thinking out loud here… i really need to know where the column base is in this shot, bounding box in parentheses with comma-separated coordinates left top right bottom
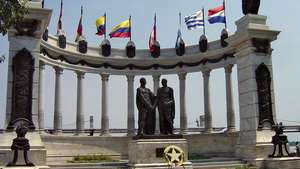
(204, 128, 213, 133)
(100, 131, 111, 136)
(52, 130, 63, 135)
(180, 129, 188, 135)
(127, 130, 135, 137)
(74, 131, 85, 136)
(226, 127, 236, 133)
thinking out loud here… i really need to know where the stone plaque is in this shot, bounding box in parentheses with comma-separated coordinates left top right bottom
(256, 63, 275, 129)
(7, 49, 35, 130)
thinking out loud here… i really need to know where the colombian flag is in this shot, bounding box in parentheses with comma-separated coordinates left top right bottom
(96, 14, 106, 36)
(109, 19, 131, 38)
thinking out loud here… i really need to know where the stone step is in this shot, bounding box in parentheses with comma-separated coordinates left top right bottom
(192, 160, 247, 169)
(0, 166, 50, 169)
(49, 162, 128, 169)
(49, 159, 246, 169)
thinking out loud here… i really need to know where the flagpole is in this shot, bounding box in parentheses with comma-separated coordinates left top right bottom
(223, 0, 228, 30)
(104, 12, 107, 39)
(154, 13, 156, 41)
(179, 12, 181, 30)
(202, 7, 206, 35)
(129, 15, 132, 41)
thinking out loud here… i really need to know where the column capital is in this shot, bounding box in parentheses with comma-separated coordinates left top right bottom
(202, 69, 211, 78)
(178, 72, 187, 80)
(100, 73, 110, 81)
(76, 71, 85, 79)
(152, 74, 161, 80)
(53, 66, 63, 75)
(126, 74, 135, 82)
(39, 61, 45, 70)
(225, 64, 234, 74)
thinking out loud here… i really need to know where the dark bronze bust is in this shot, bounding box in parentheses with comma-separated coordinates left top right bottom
(242, 0, 260, 15)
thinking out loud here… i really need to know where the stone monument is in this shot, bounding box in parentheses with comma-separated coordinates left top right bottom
(129, 78, 192, 169)
(228, 6, 280, 167)
(0, 1, 52, 168)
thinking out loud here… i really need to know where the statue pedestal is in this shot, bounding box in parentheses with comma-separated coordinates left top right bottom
(128, 138, 192, 169)
(0, 132, 47, 166)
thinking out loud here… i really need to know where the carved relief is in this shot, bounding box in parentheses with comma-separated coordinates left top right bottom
(15, 19, 39, 37)
(252, 38, 271, 54)
(7, 49, 35, 130)
(256, 63, 275, 129)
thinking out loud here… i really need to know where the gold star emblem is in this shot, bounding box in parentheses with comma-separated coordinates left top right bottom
(164, 145, 184, 167)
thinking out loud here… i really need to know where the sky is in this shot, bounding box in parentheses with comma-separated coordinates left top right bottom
(0, 0, 300, 140)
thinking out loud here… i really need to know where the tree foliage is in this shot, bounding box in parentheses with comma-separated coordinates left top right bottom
(0, 0, 28, 36)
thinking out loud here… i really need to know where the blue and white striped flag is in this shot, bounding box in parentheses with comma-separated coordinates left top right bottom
(185, 10, 204, 30)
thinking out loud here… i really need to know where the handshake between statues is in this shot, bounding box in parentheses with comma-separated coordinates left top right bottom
(136, 78, 175, 136)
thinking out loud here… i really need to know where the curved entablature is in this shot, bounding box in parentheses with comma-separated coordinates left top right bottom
(40, 35, 236, 75)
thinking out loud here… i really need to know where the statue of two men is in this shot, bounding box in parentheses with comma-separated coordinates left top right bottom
(136, 78, 175, 136)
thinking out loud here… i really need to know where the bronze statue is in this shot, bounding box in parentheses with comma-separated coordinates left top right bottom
(157, 79, 175, 135)
(7, 125, 34, 166)
(269, 122, 292, 158)
(242, 0, 260, 15)
(136, 78, 156, 135)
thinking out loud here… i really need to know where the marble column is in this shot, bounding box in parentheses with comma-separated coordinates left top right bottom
(127, 75, 135, 136)
(75, 71, 85, 135)
(203, 70, 213, 133)
(152, 75, 160, 134)
(100, 73, 110, 135)
(225, 65, 236, 132)
(179, 73, 188, 134)
(53, 66, 63, 134)
(38, 61, 45, 132)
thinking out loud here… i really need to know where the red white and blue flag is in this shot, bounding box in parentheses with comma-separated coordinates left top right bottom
(75, 6, 83, 42)
(208, 5, 226, 24)
(149, 14, 157, 52)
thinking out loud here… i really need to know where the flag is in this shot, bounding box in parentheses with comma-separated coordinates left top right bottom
(184, 10, 204, 30)
(57, 0, 63, 35)
(175, 29, 182, 49)
(109, 19, 131, 38)
(149, 14, 157, 52)
(75, 6, 83, 42)
(208, 5, 226, 24)
(96, 14, 106, 36)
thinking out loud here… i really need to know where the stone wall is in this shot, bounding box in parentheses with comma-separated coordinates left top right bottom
(42, 133, 238, 159)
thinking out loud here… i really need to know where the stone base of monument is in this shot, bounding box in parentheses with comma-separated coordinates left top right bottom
(0, 132, 47, 167)
(128, 137, 193, 169)
(247, 157, 300, 169)
(0, 166, 50, 169)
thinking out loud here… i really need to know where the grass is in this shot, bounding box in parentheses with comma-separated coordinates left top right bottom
(67, 154, 119, 163)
